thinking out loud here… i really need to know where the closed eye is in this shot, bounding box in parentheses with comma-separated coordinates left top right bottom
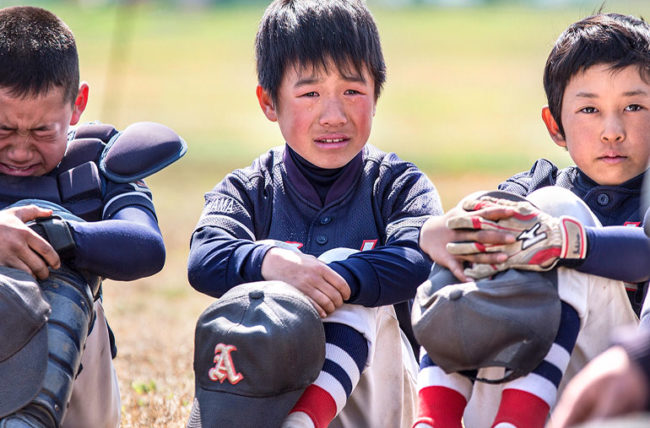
(33, 131, 57, 140)
(0, 126, 15, 138)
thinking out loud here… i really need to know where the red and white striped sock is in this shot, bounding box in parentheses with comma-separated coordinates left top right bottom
(285, 322, 368, 428)
(491, 388, 550, 428)
(287, 385, 337, 428)
(414, 385, 467, 428)
(414, 352, 472, 428)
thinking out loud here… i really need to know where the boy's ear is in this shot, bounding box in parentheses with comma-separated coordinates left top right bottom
(256, 85, 278, 122)
(70, 82, 89, 126)
(541, 106, 566, 148)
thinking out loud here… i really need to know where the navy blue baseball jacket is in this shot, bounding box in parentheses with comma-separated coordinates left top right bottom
(498, 158, 650, 314)
(188, 144, 442, 308)
(0, 124, 165, 281)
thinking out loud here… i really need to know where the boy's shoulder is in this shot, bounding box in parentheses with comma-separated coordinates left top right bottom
(498, 158, 579, 197)
(362, 144, 425, 175)
(0, 122, 184, 219)
(64, 121, 186, 184)
(220, 145, 285, 185)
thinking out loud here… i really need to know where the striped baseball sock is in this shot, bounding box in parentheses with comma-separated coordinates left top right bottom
(491, 302, 580, 428)
(413, 350, 474, 428)
(287, 322, 368, 428)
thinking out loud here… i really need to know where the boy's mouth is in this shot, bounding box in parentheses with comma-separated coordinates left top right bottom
(314, 135, 349, 148)
(598, 154, 627, 164)
(0, 162, 39, 176)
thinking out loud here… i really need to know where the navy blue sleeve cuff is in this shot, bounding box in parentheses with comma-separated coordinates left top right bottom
(242, 243, 275, 283)
(576, 226, 650, 283)
(329, 260, 377, 306)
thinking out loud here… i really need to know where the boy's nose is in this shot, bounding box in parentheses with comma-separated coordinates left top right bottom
(6, 138, 34, 162)
(601, 116, 625, 144)
(319, 98, 347, 127)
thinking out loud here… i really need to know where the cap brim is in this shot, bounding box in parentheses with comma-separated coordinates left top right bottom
(0, 326, 48, 417)
(188, 386, 305, 428)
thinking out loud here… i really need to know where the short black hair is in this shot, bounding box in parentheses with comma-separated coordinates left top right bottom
(544, 13, 650, 136)
(255, 0, 386, 104)
(0, 6, 79, 104)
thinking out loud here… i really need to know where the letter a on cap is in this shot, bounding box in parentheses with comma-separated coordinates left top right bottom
(208, 343, 243, 385)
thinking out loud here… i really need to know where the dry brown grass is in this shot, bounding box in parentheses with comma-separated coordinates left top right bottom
(101, 165, 505, 427)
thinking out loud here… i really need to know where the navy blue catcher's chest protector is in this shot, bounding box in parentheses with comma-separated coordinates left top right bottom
(0, 122, 187, 221)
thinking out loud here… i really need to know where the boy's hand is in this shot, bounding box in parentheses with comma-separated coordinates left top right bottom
(446, 196, 587, 279)
(0, 205, 61, 280)
(261, 247, 351, 318)
(549, 346, 648, 428)
(419, 205, 515, 282)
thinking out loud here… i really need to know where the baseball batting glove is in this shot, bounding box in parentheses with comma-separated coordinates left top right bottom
(446, 196, 587, 279)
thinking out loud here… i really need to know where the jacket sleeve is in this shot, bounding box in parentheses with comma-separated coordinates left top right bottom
(497, 158, 560, 196)
(329, 157, 442, 307)
(570, 226, 650, 283)
(187, 170, 273, 298)
(65, 176, 165, 281)
(68, 205, 165, 281)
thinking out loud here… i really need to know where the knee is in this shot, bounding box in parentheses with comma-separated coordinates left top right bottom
(527, 186, 600, 227)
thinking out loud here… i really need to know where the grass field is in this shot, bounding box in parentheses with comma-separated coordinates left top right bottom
(7, 0, 650, 426)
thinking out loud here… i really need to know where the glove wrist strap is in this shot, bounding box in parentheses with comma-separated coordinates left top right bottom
(27, 216, 76, 261)
(559, 217, 587, 260)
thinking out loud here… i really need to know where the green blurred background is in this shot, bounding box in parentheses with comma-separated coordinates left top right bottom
(3, 0, 648, 266)
(8, 0, 650, 181)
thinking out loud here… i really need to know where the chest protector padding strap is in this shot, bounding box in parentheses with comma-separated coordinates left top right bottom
(72, 123, 119, 143)
(57, 162, 104, 219)
(56, 138, 105, 172)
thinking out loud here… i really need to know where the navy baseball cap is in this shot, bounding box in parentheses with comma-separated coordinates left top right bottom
(0, 266, 51, 417)
(188, 281, 325, 428)
(413, 265, 561, 383)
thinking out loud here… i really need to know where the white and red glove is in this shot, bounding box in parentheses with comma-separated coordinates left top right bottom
(446, 195, 587, 279)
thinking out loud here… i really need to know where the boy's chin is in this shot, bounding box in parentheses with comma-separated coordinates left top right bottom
(309, 152, 359, 169)
(589, 171, 643, 186)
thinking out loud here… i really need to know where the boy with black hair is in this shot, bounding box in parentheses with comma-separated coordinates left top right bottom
(413, 11, 650, 428)
(187, 0, 441, 427)
(0, 6, 185, 427)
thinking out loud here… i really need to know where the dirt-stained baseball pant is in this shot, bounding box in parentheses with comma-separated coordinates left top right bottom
(463, 267, 637, 427)
(463, 187, 639, 427)
(308, 247, 417, 428)
(62, 300, 120, 428)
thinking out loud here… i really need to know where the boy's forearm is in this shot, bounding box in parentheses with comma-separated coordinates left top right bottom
(576, 226, 650, 283)
(68, 206, 165, 281)
(188, 227, 272, 297)
(329, 233, 431, 307)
